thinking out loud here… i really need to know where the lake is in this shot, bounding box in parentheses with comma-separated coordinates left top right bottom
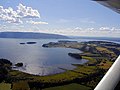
(0, 38, 89, 76)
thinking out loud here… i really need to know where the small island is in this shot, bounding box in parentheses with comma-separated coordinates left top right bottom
(20, 43, 25, 45)
(20, 42, 37, 45)
(15, 62, 23, 67)
(26, 42, 37, 44)
(68, 53, 82, 59)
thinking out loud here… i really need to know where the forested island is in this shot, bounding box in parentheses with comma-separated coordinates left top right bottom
(0, 40, 120, 90)
(20, 42, 37, 45)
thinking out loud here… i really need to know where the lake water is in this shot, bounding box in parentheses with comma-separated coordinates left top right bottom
(0, 38, 89, 76)
(0, 38, 119, 76)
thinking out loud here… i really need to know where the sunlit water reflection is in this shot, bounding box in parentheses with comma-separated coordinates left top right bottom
(0, 38, 88, 75)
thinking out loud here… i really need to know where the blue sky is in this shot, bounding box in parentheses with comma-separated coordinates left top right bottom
(0, 0, 120, 37)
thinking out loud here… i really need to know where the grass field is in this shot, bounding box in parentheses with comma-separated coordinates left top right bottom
(12, 81, 30, 90)
(0, 82, 12, 90)
(99, 61, 113, 70)
(43, 83, 91, 90)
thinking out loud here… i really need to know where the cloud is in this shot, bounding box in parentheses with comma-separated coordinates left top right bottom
(0, 3, 40, 23)
(99, 27, 120, 31)
(0, 6, 22, 23)
(51, 27, 120, 37)
(27, 20, 48, 25)
(17, 4, 40, 18)
(99, 27, 110, 30)
(74, 27, 82, 30)
(86, 28, 94, 31)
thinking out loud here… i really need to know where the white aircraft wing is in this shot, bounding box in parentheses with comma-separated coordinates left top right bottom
(93, 0, 120, 90)
(94, 56, 120, 90)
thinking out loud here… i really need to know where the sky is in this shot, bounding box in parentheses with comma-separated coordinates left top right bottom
(0, 0, 120, 37)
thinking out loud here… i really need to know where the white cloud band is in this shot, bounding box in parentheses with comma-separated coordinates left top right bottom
(27, 20, 48, 25)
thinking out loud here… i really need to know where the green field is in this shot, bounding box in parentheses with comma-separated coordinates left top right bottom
(0, 83, 12, 90)
(43, 83, 91, 90)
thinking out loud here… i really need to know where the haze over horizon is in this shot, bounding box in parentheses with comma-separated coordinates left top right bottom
(0, 0, 120, 37)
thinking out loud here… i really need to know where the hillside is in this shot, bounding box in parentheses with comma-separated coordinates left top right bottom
(0, 32, 69, 39)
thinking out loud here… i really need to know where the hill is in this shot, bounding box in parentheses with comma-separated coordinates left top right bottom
(0, 32, 69, 39)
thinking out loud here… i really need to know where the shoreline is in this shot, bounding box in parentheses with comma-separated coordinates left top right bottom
(11, 59, 88, 76)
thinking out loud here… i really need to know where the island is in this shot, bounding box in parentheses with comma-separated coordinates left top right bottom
(20, 42, 37, 45)
(26, 42, 37, 44)
(0, 40, 120, 90)
(20, 43, 25, 45)
(68, 53, 82, 59)
(15, 63, 23, 67)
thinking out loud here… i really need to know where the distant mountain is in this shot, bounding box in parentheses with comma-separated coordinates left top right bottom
(0, 32, 69, 39)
